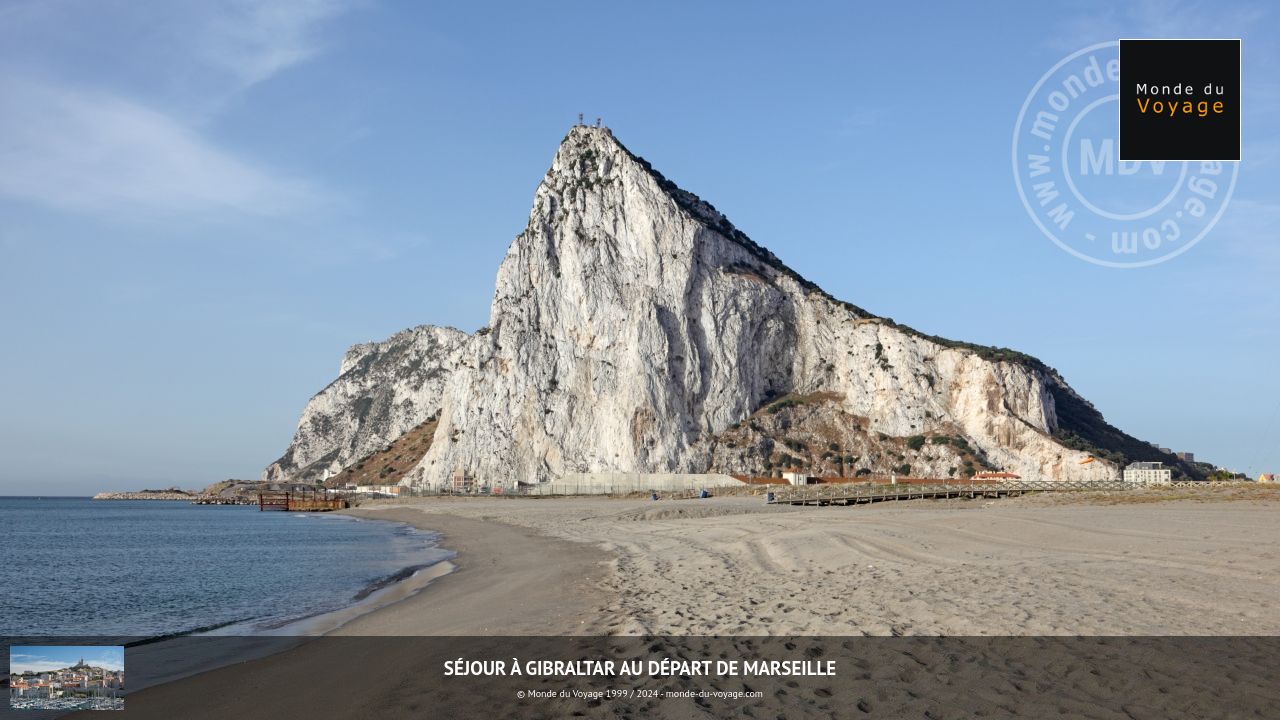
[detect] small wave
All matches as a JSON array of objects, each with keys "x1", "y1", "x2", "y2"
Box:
[
  {"x1": 137, "y1": 616, "x2": 261, "y2": 645},
  {"x1": 352, "y1": 563, "x2": 434, "y2": 602}
]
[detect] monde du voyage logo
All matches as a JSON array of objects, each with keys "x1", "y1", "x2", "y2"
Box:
[{"x1": 1012, "y1": 40, "x2": 1240, "y2": 268}]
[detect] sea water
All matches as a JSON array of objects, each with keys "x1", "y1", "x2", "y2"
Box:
[{"x1": 0, "y1": 497, "x2": 449, "y2": 637}]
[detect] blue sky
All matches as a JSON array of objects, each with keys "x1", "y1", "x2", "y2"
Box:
[
  {"x1": 10, "y1": 645, "x2": 124, "y2": 673},
  {"x1": 0, "y1": 1, "x2": 1276, "y2": 495}
]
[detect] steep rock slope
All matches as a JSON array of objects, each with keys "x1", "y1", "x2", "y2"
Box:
[
  {"x1": 268, "y1": 126, "x2": 1196, "y2": 486},
  {"x1": 263, "y1": 325, "x2": 468, "y2": 483}
]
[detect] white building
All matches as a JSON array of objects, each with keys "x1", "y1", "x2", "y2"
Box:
[
  {"x1": 781, "y1": 470, "x2": 811, "y2": 486},
  {"x1": 354, "y1": 484, "x2": 403, "y2": 497},
  {"x1": 1124, "y1": 462, "x2": 1172, "y2": 486}
]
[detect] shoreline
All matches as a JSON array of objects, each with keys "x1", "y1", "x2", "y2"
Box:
[
  {"x1": 33, "y1": 511, "x2": 468, "y2": 707},
  {"x1": 147, "y1": 504, "x2": 606, "y2": 641},
  {"x1": 34, "y1": 508, "x2": 469, "y2": 706},
  {"x1": 202, "y1": 512, "x2": 458, "y2": 638},
  {"x1": 325, "y1": 506, "x2": 612, "y2": 635},
  {"x1": 65, "y1": 490, "x2": 1280, "y2": 718},
  {"x1": 337, "y1": 492, "x2": 1280, "y2": 636},
  {"x1": 84, "y1": 505, "x2": 613, "y2": 718}
]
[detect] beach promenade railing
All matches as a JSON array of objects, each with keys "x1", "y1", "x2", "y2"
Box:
[{"x1": 766, "y1": 481, "x2": 1133, "y2": 506}]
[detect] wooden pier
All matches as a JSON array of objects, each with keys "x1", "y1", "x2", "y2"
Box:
[
  {"x1": 766, "y1": 481, "x2": 1131, "y2": 506},
  {"x1": 257, "y1": 490, "x2": 350, "y2": 512}
]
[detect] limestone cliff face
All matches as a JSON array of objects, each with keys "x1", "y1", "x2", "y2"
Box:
[
  {"x1": 267, "y1": 126, "x2": 1187, "y2": 487},
  {"x1": 263, "y1": 325, "x2": 469, "y2": 483}
]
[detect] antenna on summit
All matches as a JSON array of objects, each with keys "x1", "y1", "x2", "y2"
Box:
[
  {"x1": 577, "y1": 113, "x2": 584, "y2": 126},
  {"x1": 595, "y1": 117, "x2": 601, "y2": 128}
]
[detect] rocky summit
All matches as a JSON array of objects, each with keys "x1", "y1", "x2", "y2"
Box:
[{"x1": 265, "y1": 126, "x2": 1197, "y2": 487}]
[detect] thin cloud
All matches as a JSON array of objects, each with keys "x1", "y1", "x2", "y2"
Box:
[
  {"x1": 193, "y1": 0, "x2": 361, "y2": 89},
  {"x1": 0, "y1": 78, "x2": 317, "y2": 218},
  {"x1": 0, "y1": 0, "x2": 359, "y2": 219}
]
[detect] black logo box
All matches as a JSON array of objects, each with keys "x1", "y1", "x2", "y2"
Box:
[{"x1": 1119, "y1": 39, "x2": 1241, "y2": 161}]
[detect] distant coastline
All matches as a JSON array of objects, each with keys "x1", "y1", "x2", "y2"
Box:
[{"x1": 92, "y1": 489, "x2": 194, "y2": 501}]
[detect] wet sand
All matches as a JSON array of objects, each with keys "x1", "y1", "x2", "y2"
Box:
[
  {"x1": 77, "y1": 511, "x2": 609, "y2": 720},
  {"x1": 329, "y1": 508, "x2": 611, "y2": 636}
]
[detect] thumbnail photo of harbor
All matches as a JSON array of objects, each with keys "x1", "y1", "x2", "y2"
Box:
[{"x1": 8, "y1": 645, "x2": 124, "y2": 711}]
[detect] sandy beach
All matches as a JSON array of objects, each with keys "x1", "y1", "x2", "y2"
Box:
[
  {"x1": 353, "y1": 487, "x2": 1280, "y2": 636},
  {"x1": 86, "y1": 486, "x2": 1280, "y2": 719},
  {"x1": 329, "y1": 509, "x2": 612, "y2": 636}
]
